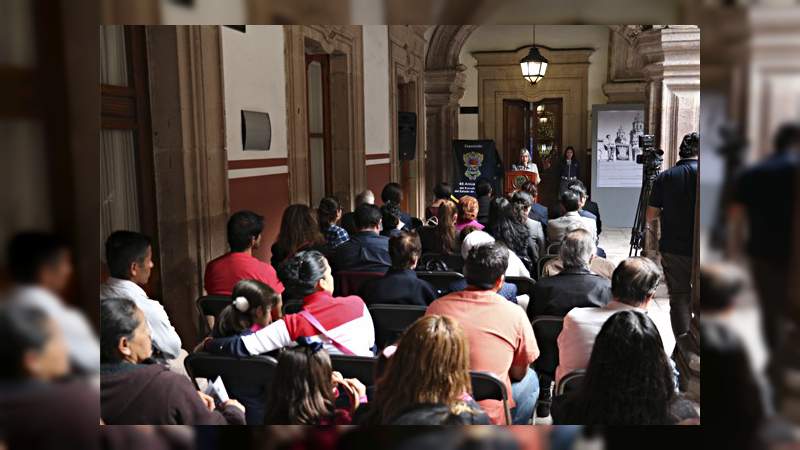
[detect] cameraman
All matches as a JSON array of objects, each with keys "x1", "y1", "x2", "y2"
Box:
[{"x1": 645, "y1": 132, "x2": 699, "y2": 340}]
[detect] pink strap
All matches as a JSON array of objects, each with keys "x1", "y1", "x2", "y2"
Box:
[{"x1": 299, "y1": 310, "x2": 356, "y2": 356}]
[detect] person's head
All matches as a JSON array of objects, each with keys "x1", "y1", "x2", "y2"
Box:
[
  {"x1": 487, "y1": 199, "x2": 528, "y2": 257},
  {"x1": 560, "y1": 189, "x2": 581, "y2": 213},
  {"x1": 457, "y1": 196, "x2": 479, "y2": 223},
  {"x1": 227, "y1": 210, "x2": 264, "y2": 252},
  {"x1": 432, "y1": 182, "x2": 453, "y2": 201},
  {"x1": 519, "y1": 180, "x2": 538, "y2": 200},
  {"x1": 265, "y1": 341, "x2": 334, "y2": 424},
  {"x1": 700, "y1": 264, "x2": 745, "y2": 315},
  {"x1": 577, "y1": 310, "x2": 675, "y2": 425},
  {"x1": 519, "y1": 148, "x2": 530, "y2": 165},
  {"x1": 568, "y1": 180, "x2": 588, "y2": 207},
  {"x1": 218, "y1": 280, "x2": 282, "y2": 337},
  {"x1": 6, "y1": 232, "x2": 72, "y2": 294},
  {"x1": 611, "y1": 257, "x2": 662, "y2": 307},
  {"x1": 434, "y1": 201, "x2": 458, "y2": 254},
  {"x1": 565, "y1": 146, "x2": 575, "y2": 160},
  {"x1": 105, "y1": 231, "x2": 154, "y2": 286},
  {"x1": 317, "y1": 197, "x2": 342, "y2": 227},
  {"x1": 460, "y1": 230, "x2": 495, "y2": 260},
  {"x1": 277, "y1": 250, "x2": 333, "y2": 298},
  {"x1": 355, "y1": 190, "x2": 375, "y2": 206},
  {"x1": 511, "y1": 191, "x2": 533, "y2": 220},
  {"x1": 678, "y1": 132, "x2": 700, "y2": 159},
  {"x1": 381, "y1": 202, "x2": 402, "y2": 232},
  {"x1": 488, "y1": 197, "x2": 511, "y2": 229},
  {"x1": 0, "y1": 305, "x2": 69, "y2": 381},
  {"x1": 100, "y1": 297, "x2": 152, "y2": 364},
  {"x1": 464, "y1": 242, "x2": 508, "y2": 291},
  {"x1": 389, "y1": 231, "x2": 422, "y2": 270},
  {"x1": 276, "y1": 204, "x2": 324, "y2": 256},
  {"x1": 354, "y1": 203, "x2": 382, "y2": 232},
  {"x1": 375, "y1": 315, "x2": 473, "y2": 423},
  {"x1": 381, "y1": 182, "x2": 403, "y2": 205},
  {"x1": 475, "y1": 179, "x2": 492, "y2": 198},
  {"x1": 774, "y1": 122, "x2": 800, "y2": 153},
  {"x1": 560, "y1": 229, "x2": 596, "y2": 270}
]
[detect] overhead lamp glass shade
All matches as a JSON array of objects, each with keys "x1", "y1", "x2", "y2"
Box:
[{"x1": 520, "y1": 46, "x2": 548, "y2": 85}]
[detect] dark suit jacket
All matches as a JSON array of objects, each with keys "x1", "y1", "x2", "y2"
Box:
[
  {"x1": 528, "y1": 267, "x2": 611, "y2": 318},
  {"x1": 358, "y1": 269, "x2": 437, "y2": 306},
  {"x1": 331, "y1": 231, "x2": 391, "y2": 273},
  {"x1": 529, "y1": 202, "x2": 549, "y2": 231},
  {"x1": 340, "y1": 212, "x2": 357, "y2": 236},
  {"x1": 477, "y1": 195, "x2": 492, "y2": 226},
  {"x1": 583, "y1": 200, "x2": 601, "y2": 235}
]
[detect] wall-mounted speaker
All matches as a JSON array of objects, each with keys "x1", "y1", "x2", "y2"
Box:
[
  {"x1": 241, "y1": 110, "x2": 271, "y2": 151},
  {"x1": 398, "y1": 111, "x2": 416, "y2": 160}
]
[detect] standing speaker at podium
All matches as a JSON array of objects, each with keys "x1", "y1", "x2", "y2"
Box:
[{"x1": 511, "y1": 148, "x2": 540, "y2": 182}]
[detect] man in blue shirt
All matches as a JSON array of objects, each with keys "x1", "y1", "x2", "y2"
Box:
[{"x1": 646, "y1": 132, "x2": 699, "y2": 340}]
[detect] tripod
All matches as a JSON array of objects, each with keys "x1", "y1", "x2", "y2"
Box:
[{"x1": 629, "y1": 150, "x2": 664, "y2": 256}]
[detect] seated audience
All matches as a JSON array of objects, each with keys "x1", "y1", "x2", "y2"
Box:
[
  {"x1": 318, "y1": 197, "x2": 350, "y2": 250},
  {"x1": 201, "y1": 250, "x2": 375, "y2": 357},
  {"x1": 380, "y1": 201, "x2": 405, "y2": 238},
  {"x1": 341, "y1": 190, "x2": 375, "y2": 236},
  {"x1": 100, "y1": 231, "x2": 183, "y2": 363},
  {"x1": 270, "y1": 204, "x2": 327, "y2": 267},
  {"x1": 100, "y1": 298, "x2": 245, "y2": 425},
  {"x1": 455, "y1": 196, "x2": 485, "y2": 232},
  {"x1": 529, "y1": 229, "x2": 611, "y2": 318},
  {"x1": 214, "y1": 279, "x2": 282, "y2": 337},
  {"x1": 425, "y1": 182, "x2": 455, "y2": 221},
  {"x1": 547, "y1": 190, "x2": 597, "y2": 244},
  {"x1": 360, "y1": 315, "x2": 490, "y2": 425},
  {"x1": 427, "y1": 243, "x2": 540, "y2": 424},
  {"x1": 552, "y1": 310, "x2": 697, "y2": 425},
  {"x1": 204, "y1": 210, "x2": 285, "y2": 296},
  {"x1": 567, "y1": 180, "x2": 601, "y2": 235},
  {"x1": 556, "y1": 257, "x2": 673, "y2": 384},
  {"x1": 520, "y1": 180, "x2": 548, "y2": 231},
  {"x1": 511, "y1": 191, "x2": 546, "y2": 260},
  {"x1": 0, "y1": 304, "x2": 99, "y2": 449},
  {"x1": 264, "y1": 338, "x2": 366, "y2": 424},
  {"x1": 358, "y1": 231, "x2": 436, "y2": 306},
  {"x1": 331, "y1": 204, "x2": 391, "y2": 273},
  {"x1": 3, "y1": 232, "x2": 99, "y2": 373},
  {"x1": 454, "y1": 230, "x2": 524, "y2": 307},
  {"x1": 419, "y1": 200, "x2": 459, "y2": 256},
  {"x1": 381, "y1": 182, "x2": 412, "y2": 227},
  {"x1": 541, "y1": 254, "x2": 616, "y2": 280},
  {"x1": 475, "y1": 179, "x2": 493, "y2": 227},
  {"x1": 487, "y1": 198, "x2": 537, "y2": 271}
]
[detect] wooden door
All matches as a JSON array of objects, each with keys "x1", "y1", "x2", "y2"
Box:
[
  {"x1": 503, "y1": 99, "x2": 529, "y2": 190},
  {"x1": 531, "y1": 98, "x2": 563, "y2": 208}
]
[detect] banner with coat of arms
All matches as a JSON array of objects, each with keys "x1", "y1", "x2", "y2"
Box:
[{"x1": 452, "y1": 140, "x2": 503, "y2": 197}]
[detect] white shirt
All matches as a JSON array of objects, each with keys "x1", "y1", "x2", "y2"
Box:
[
  {"x1": 461, "y1": 230, "x2": 530, "y2": 278},
  {"x1": 5, "y1": 285, "x2": 100, "y2": 373},
  {"x1": 100, "y1": 278, "x2": 183, "y2": 359},
  {"x1": 555, "y1": 300, "x2": 675, "y2": 384},
  {"x1": 547, "y1": 211, "x2": 597, "y2": 244}
]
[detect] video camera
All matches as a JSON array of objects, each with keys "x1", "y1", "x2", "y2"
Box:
[{"x1": 635, "y1": 134, "x2": 664, "y2": 167}]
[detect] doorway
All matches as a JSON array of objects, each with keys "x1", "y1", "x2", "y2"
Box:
[{"x1": 305, "y1": 53, "x2": 333, "y2": 207}]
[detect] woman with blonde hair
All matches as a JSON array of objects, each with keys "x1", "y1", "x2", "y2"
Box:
[
  {"x1": 362, "y1": 315, "x2": 490, "y2": 424},
  {"x1": 455, "y1": 196, "x2": 485, "y2": 233}
]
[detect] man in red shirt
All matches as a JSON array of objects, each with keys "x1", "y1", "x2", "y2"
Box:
[
  {"x1": 204, "y1": 210, "x2": 284, "y2": 297},
  {"x1": 427, "y1": 242, "x2": 540, "y2": 424}
]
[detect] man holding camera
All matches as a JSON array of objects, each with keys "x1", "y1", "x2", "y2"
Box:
[{"x1": 645, "y1": 132, "x2": 699, "y2": 341}]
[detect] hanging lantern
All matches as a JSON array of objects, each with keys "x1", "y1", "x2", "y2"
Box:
[{"x1": 520, "y1": 25, "x2": 548, "y2": 85}]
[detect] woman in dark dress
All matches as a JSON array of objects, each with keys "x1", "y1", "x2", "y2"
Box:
[{"x1": 558, "y1": 146, "x2": 580, "y2": 195}]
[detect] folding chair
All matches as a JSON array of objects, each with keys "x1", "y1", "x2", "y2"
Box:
[
  {"x1": 537, "y1": 255, "x2": 558, "y2": 279},
  {"x1": 556, "y1": 369, "x2": 586, "y2": 396},
  {"x1": 531, "y1": 316, "x2": 564, "y2": 415},
  {"x1": 470, "y1": 371, "x2": 512, "y2": 425},
  {"x1": 368, "y1": 304, "x2": 427, "y2": 349},
  {"x1": 505, "y1": 276, "x2": 536, "y2": 297},
  {"x1": 196, "y1": 295, "x2": 230, "y2": 336},
  {"x1": 418, "y1": 253, "x2": 464, "y2": 273},
  {"x1": 546, "y1": 242, "x2": 561, "y2": 256},
  {"x1": 184, "y1": 352, "x2": 278, "y2": 425},
  {"x1": 329, "y1": 354, "x2": 379, "y2": 387},
  {"x1": 416, "y1": 271, "x2": 464, "y2": 295},
  {"x1": 334, "y1": 271, "x2": 385, "y2": 297}
]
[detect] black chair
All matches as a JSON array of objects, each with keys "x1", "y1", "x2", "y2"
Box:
[
  {"x1": 556, "y1": 369, "x2": 586, "y2": 396},
  {"x1": 470, "y1": 371, "x2": 511, "y2": 425},
  {"x1": 196, "y1": 295, "x2": 230, "y2": 336},
  {"x1": 416, "y1": 271, "x2": 464, "y2": 295},
  {"x1": 418, "y1": 253, "x2": 464, "y2": 273},
  {"x1": 546, "y1": 242, "x2": 561, "y2": 256},
  {"x1": 330, "y1": 354, "x2": 378, "y2": 387},
  {"x1": 505, "y1": 276, "x2": 536, "y2": 297},
  {"x1": 282, "y1": 300, "x2": 303, "y2": 315},
  {"x1": 531, "y1": 315, "x2": 564, "y2": 417},
  {"x1": 537, "y1": 255, "x2": 558, "y2": 279},
  {"x1": 184, "y1": 352, "x2": 278, "y2": 425},
  {"x1": 368, "y1": 304, "x2": 427, "y2": 349},
  {"x1": 334, "y1": 271, "x2": 385, "y2": 297}
]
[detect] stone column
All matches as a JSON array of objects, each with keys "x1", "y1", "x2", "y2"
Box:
[
  {"x1": 636, "y1": 26, "x2": 701, "y2": 167},
  {"x1": 146, "y1": 26, "x2": 229, "y2": 346},
  {"x1": 424, "y1": 65, "x2": 466, "y2": 197}
]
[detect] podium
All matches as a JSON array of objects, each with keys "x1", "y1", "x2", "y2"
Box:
[{"x1": 505, "y1": 170, "x2": 539, "y2": 194}]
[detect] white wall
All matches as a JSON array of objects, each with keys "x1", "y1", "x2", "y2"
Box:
[
  {"x1": 457, "y1": 25, "x2": 610, "y2": 142},
  {"x1": 161, "y1": 0, "x2": 247, "y2": 24},
  {"x1": 362, "y1": 25, "x2": 391, "y2": 155},
  {"x1": 221, "y1": 25, "x2": 287, "y2": 160}
]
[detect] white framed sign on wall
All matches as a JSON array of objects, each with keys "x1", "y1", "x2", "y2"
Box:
[{"x1": 594, "y1": 105, "x2": 646, "y2": 188}]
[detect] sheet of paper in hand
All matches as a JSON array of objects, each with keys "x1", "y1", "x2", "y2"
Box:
[{"x1": 204, "y1": 376, "x2": 230, "y2": 405}]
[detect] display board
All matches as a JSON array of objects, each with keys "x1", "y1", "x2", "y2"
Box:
[
  {"x1": 452, "y1": 139, "x2": 503, "y2": 197},
  {"x1": 595, "y1": 106, "x2": 646, "y2": 188}
]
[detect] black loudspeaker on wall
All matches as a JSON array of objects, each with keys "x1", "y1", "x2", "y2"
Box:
[{"x1": 398, "y1": 112, "x2": 416, "y2": 160}]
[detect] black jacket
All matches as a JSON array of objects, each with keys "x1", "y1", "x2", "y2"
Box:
[
  {"x1": 358, "y1": 268, "x2": 437, "y2": 306},
  {"x1": 529, "y1": 202, "x2": 549, "y2": 231},
  {"x1": 331, "y1": 231, "x2": 391, "y2": 273},
  {"x1": 528, "y1": 267, "x2": 611, "y2": 318},
  {"x1": 583, "y1": 200, "x2": 602, "y2": 235}
]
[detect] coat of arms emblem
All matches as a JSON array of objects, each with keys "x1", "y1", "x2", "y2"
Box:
[{"x1": 463, "y1": 151, "x2": 484, "y2": 181}]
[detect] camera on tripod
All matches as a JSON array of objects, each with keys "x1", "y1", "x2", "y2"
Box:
[
  {"x1": 629, "y1": 134, "x2": 665, "y2": 256},
  {"x1": 635, "y1": 134, "x2": 664, "y2": 168}
]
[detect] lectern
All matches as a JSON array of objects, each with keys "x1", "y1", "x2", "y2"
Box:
[{"x1": 505, "y1": 170, "x2": 539, "y2": 194}]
